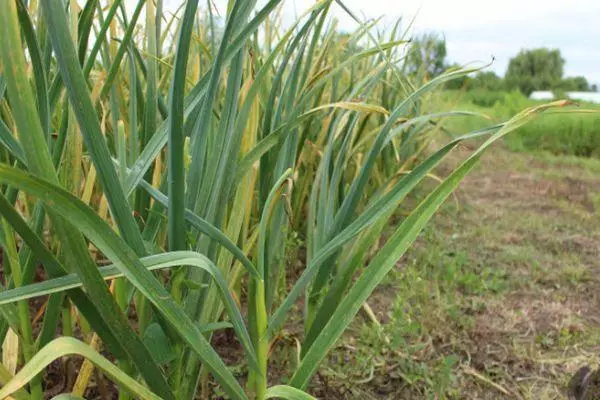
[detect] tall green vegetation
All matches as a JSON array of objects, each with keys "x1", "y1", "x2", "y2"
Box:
[
  {"x1": 445, "y1": 47, "x2": 593, "y2": 95},
  {"x1": 503, "y1": 48, "x2": 591, "y2": 95},
  {"x1": 0, "y1": 1, "x2": 571, "y2": 399},
  {"x1": 506, "y1": 110, "x2": 600, "y2": 157},
  {"x1": 505, "y1": 48, "x2": 565, "y2": 95}
]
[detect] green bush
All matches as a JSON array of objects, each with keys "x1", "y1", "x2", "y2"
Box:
[
  {"x1": 463, "y1": 90, "x2": 528, "y2": 112},
  {"x1": 507, "y1": 112, "x2": 600, "y2": 157},
  {"x1": 441, "y1": 90, "x2": 600, "y2": 158},
  {"x1": 463, "y1": 89, "x2": 506, "y2": 107}
]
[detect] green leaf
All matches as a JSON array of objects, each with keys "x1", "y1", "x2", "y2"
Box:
[
  {"x1": 0, "y1": 119, "x2": 26, "y2": 164},
  {"x1": 42, "y1": 0, "x2": 148, "y2": 256},
  {"x1": 266, "y1": 385, "x2": 317, "y2": 400},
  {"x1": 142, "y1": 322, "x2": 176, "y2": 365},
  {"x1": 167, "y1": 0, "x2": 199, "y2": 252},
  {"x1": 98, "y1": 0, "x2": 145, "y2": 102},
  {"x1": 331, "y1": 65, "x2": 486, "y2": 236},
  {"x1": 0, "y1": 193, "x2": 126, "y2": 357},
  {"x1": 290, "y1": 101, "x2": 571, "y2": 389},
  {"x1": 15, "y1": 0, "x2": 49, "y2": 136},
  {"x1": 0, "y1": 337, "x2": 162, "y2": 400},
  {"x1": 267, "y1": 125, "x2": 500, "y2": 337},
  {"x1": 139, "y1": 180, "x2": 259, "y2": 279},
  {"x1": 0, "y1": 165, "x2": 253, "y2": 400},
  {"x1": 0, "y1": 4, "x2": 171, "y2": 395},
  {"x1": 123, "y1": 0, "x2": 300, "y2": 197}
]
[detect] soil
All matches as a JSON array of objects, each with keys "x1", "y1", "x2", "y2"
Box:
[{"x1": 337, "y1": 145, "x2": 600, "y2": 399}]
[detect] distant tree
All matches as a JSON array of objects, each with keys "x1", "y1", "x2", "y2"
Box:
[
  {"x1": 558, "y1": 76, "x2": 590, "y2": 91},
  {"x1": 573, "y1": 76, "x2": 590, "y2": 91},
  {"x1": 404, "y1": 33, "x2": 447, "y2": 80},
  {"x1": 444, "y1": 69, "x2": 505, "y2": 91},
  {"x1": 470, "y1": 71, "x2": 504, "y2": 91},
  {"x1": 592, "y1": 84, "x2": 599, "y2": 92},
  {"x1": 505, "y1": 48, "x2": 565, "y2": 95}
]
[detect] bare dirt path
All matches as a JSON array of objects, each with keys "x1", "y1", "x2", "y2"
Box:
[
  {"x1": 446, "y1": 147, "x2": 600, "y2": 399},
  {"x1": 318, "y1": 146, "x2": 600, "y2": 399}
]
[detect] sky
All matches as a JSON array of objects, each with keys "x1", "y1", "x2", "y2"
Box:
[{"x1": 160, "y1": 0, "x2": 600, "y2": 84}]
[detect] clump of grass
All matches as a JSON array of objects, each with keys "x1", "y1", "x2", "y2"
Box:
[
  {"x1": 507, "y1": 111, "x2": 600, "y2": 157},
  {"x1": 0, "y1": 0, "x2": 575, "y2": 399},
  {"x1": 440, "y1": 90, "x2": 600, "y2": 158}
]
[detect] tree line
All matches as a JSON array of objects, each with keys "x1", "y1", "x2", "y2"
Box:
[{"x1": 405, "y1": 34, "x2": 597, "y2": 95}]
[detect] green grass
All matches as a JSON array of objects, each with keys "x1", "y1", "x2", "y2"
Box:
[
  {"x1": 438, "y1": 89, "x2": 600, "y2": 158},
  {"x1": 507, "y1": 112, "x2": 600, "y2": 157}
]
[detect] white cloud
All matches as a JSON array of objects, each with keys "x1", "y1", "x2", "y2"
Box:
[{"x1": 157, "y1": 0, "x2": 600, "y2": 83}]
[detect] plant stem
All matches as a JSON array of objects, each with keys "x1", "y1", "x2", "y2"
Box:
[
  {"x1": 0, "y1": 219, "x2": 43, "y2": 399},
  {"x1": 253, "y1": 279, "x2": 268, "y2": 400}
]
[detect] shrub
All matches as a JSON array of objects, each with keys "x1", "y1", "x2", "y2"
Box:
[{"x1": 507, "y1": 112, "x2": 600, "y2": 157}]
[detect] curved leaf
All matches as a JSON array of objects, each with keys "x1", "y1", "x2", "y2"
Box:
[
  {"x1": 0, "y1": 165, "x2": 252, "y2": 400},
  {"x1": 42, "y1": 0, "x2": 147, "y2": 256},
  {"x1": 139, "y1": 180, "x2": 259, "y2": 279},
  {"x1": 266, "y1": 385, "x2": 317, "y2": 400},
  {"x1": 0, "y1": 338, "x2": 161, "y2": 400},
  {"x1": 0, "y1": 2, "x2": 170, "y2": 395},
  {"x1": 267, "y1": 124, "x2": 500, "y2": 336},
  {"x1": 290, "y1": 101, "x2": 572, "y2": 388}
]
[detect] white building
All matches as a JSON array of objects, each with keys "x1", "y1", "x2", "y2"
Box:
[
  {"x1": 566, "y1": 92, "x2": 600, "y2": 103},
  {"x1": 529, "y1": 91, "x2": 554, "y2": 101},
  {"x1": 530, "y1": 90, "x2": 600, "y2": 103}
]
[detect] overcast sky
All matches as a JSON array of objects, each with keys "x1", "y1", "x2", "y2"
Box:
[{"x1": 160, "y1": 0, "x2": 600, "y2": 84}]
